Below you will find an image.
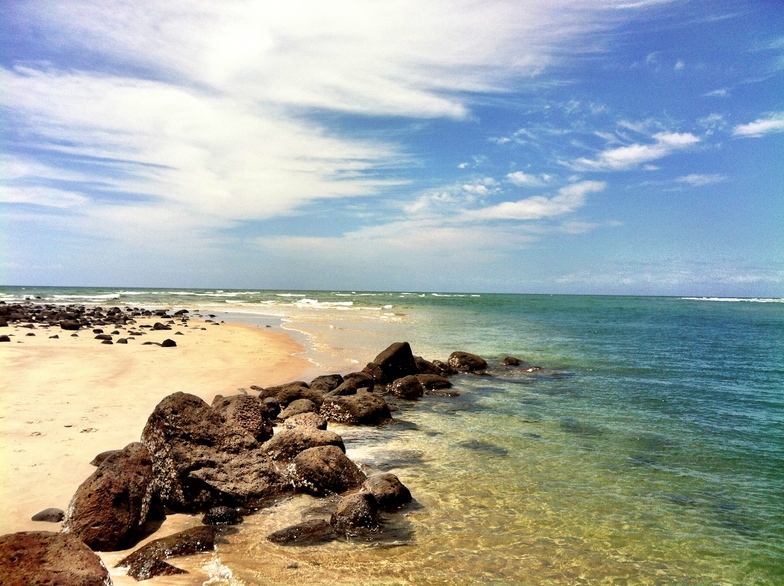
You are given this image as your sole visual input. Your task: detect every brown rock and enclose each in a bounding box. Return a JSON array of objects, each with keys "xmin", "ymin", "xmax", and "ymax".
[
  {"xmin": 212, "ymin": 394, "xmax": 273, "ymax": 442},
  {"xmin": 447, "ymin": 351, "xmax": 488, "ymax": 372},
  {"xmin": 261, "ymin": 427, "xmax": 345, "ymax": 461},
  {"xmin": 283, "ymin": 412, "xmax": 328, "ymax": 430},
  {"xmin": 266, "ymin": 519, "xmax": 336, "ymax": 545},
  {"xmin": 278, "ymin": 398, "xmax": 317, "ymax": 420},
  {"xmin": 388, "ymin": 375, "xmax": 424, "ymax": 399},
  {"xmin": 0, "ymin": 531, "xmax": 112, "ymax": 586},
  {"xmin": 289, "ymin": 445, "xmax": 366, "ymax": 496},
  {"xmin": 62, "ymin": 442, "xmax": 156, "ymax": 551},
  {"xmin": 330, "ymin": 492, "xmax": 379, "ymax": 534},
  {"xmin": 372, "ymin": 342, "xmax": 419, "ymax": 383},
  {"xmin": 319, "ymin": 390, "xmax": 392, "ymax": 425},
  {"xmin": 361, "ymin": 473, "xmax": 412, "ymax": 511}
]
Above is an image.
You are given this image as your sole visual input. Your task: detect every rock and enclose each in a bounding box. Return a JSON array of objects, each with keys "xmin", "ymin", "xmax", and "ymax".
[
  {"xmin": 361, "ymin": 473, "xmax": 412, "ymax": 511},
  {"xmin": 320, "ymin": 390, "xmax": 392, "ymax": 425},
  {"xmin": 341, "ymin": 371, "xmax": 376, "ymax": 390},
  {"xmin": 161, "ymin": 338, "xmax": 177, "ymax": 347},
  {"xmin": 330, "ymin": 492, "xmax": 379, "ymax": 534},
  {"xmin": 278, "ymin": 398, "xmax": 317, "ymax": 419},
  {"xmin": 447, "ymin": 351, "xmax": 488, "ymax": 372},
  {"xmin": 289, "ymin": 445, "xmax": 366, "ymax": 496},
  {"xmin": 0, "ymin": 531, "xmax": 112, "ymax": 586},
  {"xmin": 431, "ymin": 360, "xmax": 458, "ymax": 376},
  {"xmin": 0, "ymin": 335, "xmax": 10, "ymax": 342},
  {"xmin": 116, "ymin": 338, "xmax": 128, "ymax": 344},
  {"xmin": 266, "ymin": 519, "xmax": 336, "ymax": 545},
  {"xmin": 126, "ymin": 557, "xmax": 187, "ymax": 580},
  {"xmin": 31, "ymin": 508, "xmax": 65, "ymax": 523},
  {"xmin": 372, "ymin": 342, "xmax": 419, "ymax": 383},
  {"xmin": 283, "ymin": 412, "xmax": 328, "ymax": 430},
  {"xmin": 90, "ymin": 449, "xmax": 121, "ymax": 467},
  {"xmin": 212, "ymin": 394, "xmax": 273, "ymax": 443},
  {"xmin": 94, "ymin": 334, "xmax": 112, "ymax": 340},
  {"xmin": 310, "ymin": 374, "xmax": 344, "ymax": 392},
  {"xmin": 101, "ymin": 339, "xmax": 113, "ymax": 345},
  {"xmin": 152, "ymin": 322, "xmax": 171, "ymax": 330},
  {"xmin": 202, "ymin": 506, "xmax": 243, "ymax": 526},
  {"xmin": 388, "ymin": 375, "xmax": 424, "ymax": 399},
  {"xmin": 140, "ymin": 392, "xmax": 260, "ymax": 512},
  {"xmin": 62, "ymin": 442, "xmax": 156, "ymax": 551},
  {"xmin": 116, "ymin": 526, "xmax": 220, "ymax": 577},
  {"xmin": 360, "ymin": 362, "xmax": 385, "ymax": 384},
  {"xmin": 501, "ymin": 356, "xmax": 523, "ymax": 366},
  {"xmin": 261, "ymin": 427, "xmax": 345, "ymax": 461},
  {"xmin": 414, "ymin": 355, "xmax": 440, "ymax": 374},
  {"xmin": 416, "ymin": 374, "xmax": 453, "ymax": 390},
  {"xmin": 189, "ymin": 458, "xmax": 290, "ymax": 509}
]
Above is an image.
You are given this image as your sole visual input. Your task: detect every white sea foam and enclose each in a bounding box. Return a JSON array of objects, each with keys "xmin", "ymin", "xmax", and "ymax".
[{"xmin": 682, "ymin": 297, "xmax": 784, "ymax": 303}]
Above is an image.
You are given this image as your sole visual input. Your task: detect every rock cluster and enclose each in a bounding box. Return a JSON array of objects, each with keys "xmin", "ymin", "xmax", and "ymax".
[{"xmin": 1, "ymin": 331, "xmax": 530, "ymax": 582}]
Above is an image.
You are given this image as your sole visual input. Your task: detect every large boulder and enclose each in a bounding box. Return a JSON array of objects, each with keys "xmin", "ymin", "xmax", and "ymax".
[
  {"xmin": 261, "ymin": 427, "xmax": 345, "ymax": 461},
  {"xmin": 211, "ymin": 394, "xmax": 273, "ymax": 442},
  {"xmin": 62, "ymin": 442, "xmax": 156, "ymax": 551},
  {"xmin": 0, "ymin": 531, "xmax": 112, "ymax": 586},
  {"xmin": 361, "ymin": 473, "xmax": 412, "ymax": 511},
  {"xmin": 140, "ymin": 392, "xmax": 259, "ymax": 512},
  {"xmin": 447, "ymin": 351, "xmax": 488, "ymax": 372},
  {"xmin": 289, "ymin": 446, "xmax": 366, "ymax": 496},
  {"xmin": 372, "ymin": 342, "xmax": 419, "ymax": 383},
  {"xmin": 320, "ymin": 390, "xmax": 392, "ymax": 425}
]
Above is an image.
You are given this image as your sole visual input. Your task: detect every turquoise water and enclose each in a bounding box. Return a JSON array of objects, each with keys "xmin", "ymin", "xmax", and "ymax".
[{"xmin": 2, "ymin": 287, "xmax": 783, "ymax": 584}]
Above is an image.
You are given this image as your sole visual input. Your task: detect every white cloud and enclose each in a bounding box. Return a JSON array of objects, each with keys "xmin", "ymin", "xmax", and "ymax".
[
  {"xmin": 732, "ymin": 112, "xmax": 784, "ymax": 138},
  {"xmin": 506, "ymin": 171, "xmax": 550, "ymax": 187},
  {"xmin": 0, "ymin": 186, "xmax": 89, "ymax": 209},
  {"xmin": 676, "ymin": 174, "xmax": 726, "ymax": 187},
  {"xmin": 704, "ymin": 88, "xmax": 729, "ymax": 97},
  {"xmin": 572, "ymin": 132, "xmax": 700, "ymax": 170},
  {"xmin": 674, "ymin": 59, "xmax": 685, "ymax": 70},
  {"xmin": 464, "ymin": 180, "xmax": 606, "ymax": 221}
]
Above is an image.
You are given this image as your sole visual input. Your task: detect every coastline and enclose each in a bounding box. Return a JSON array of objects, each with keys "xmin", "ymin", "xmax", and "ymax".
[{"xmin": 0, "ymin": 312, "xmax": 310, "ymax": 538}]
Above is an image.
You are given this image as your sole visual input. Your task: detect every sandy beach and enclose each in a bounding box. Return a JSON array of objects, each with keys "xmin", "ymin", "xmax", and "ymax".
[{"xmin": 0, "ymin": 314, "xmax": 310, "ymax": 540}]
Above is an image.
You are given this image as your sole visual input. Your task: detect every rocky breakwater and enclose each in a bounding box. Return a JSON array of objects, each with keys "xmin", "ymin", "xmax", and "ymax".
[{"xmin": 1, "ymin": 339, "xmax": 511, "ymax": 582}]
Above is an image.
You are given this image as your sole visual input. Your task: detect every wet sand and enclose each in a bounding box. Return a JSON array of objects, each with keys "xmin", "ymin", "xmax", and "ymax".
[{"xmin": 0, "ymin": 316, "xmax": 310, "ymax": 542}]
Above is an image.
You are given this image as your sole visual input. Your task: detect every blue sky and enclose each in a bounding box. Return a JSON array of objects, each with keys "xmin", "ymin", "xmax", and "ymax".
[{"xmin": 1, "ymin": 0, "xmax": 782, "ymax": 295}]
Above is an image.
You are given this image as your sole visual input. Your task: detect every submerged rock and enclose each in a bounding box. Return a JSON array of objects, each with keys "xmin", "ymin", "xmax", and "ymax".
[
  {"xmin": 202, "ymin": 506, "xmax": 244, "ymax": 526},
  {"xmin": 266, "ymin": 519, "xmax": 336, "ymax": 545}
]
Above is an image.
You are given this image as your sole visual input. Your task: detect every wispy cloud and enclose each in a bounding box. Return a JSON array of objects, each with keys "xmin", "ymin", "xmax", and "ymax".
[
  {"xmin": 572, "ymin": 132, "xmax": 700, "ymax": 171},
  {"xmin": 462, "ymin": 180, "xmax": 606, "ymax": 221},
  {"xmin": 676, "ymin": 174, "xmax": 727, "ymax": 187},
  {"xmin": 732, "ymin": 112, "xmax": 784, "ymax": 138}
]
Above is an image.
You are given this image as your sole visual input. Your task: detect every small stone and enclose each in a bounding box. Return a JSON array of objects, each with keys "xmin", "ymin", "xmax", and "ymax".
[
  {"xmin": 31, "ymin": 508, "xmax": 65, "ymax": 523},
  {"xmin": 161, "ymin": 338, "xmax": 177, "ymax": 347}
]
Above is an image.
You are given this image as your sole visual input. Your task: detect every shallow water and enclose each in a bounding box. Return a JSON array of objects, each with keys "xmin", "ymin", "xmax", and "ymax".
[{"xmin": 3, "ymin": 288, "xmax": 782, "ymax": 584}]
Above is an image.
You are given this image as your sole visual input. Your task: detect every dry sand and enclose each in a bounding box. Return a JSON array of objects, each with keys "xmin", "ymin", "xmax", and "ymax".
[{"xmin": 0, "ymin": 316, "xmax": 310, "ymax": 538}]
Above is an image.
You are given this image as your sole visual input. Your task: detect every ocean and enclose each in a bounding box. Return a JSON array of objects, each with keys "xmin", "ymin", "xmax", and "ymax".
[{"xmin": 2, "ymin": 287, "xmax": 782, "ymax": 585}]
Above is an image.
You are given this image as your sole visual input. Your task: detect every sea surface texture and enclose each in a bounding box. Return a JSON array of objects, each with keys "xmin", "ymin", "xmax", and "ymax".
[{"xmin": 2, "ymin": 287, "xmax": 783, "ymax": 585}]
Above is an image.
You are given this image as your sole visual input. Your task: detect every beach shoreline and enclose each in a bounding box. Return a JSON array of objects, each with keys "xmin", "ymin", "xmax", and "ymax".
[{"xmin": 0, "ymin": 307, "xmax": 311, "ymax": 540}]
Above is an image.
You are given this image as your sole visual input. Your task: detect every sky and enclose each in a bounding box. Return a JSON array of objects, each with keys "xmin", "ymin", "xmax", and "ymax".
[{"xmin": 1, "ymin": 0, "xmax": 782, "ymax": 296}]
